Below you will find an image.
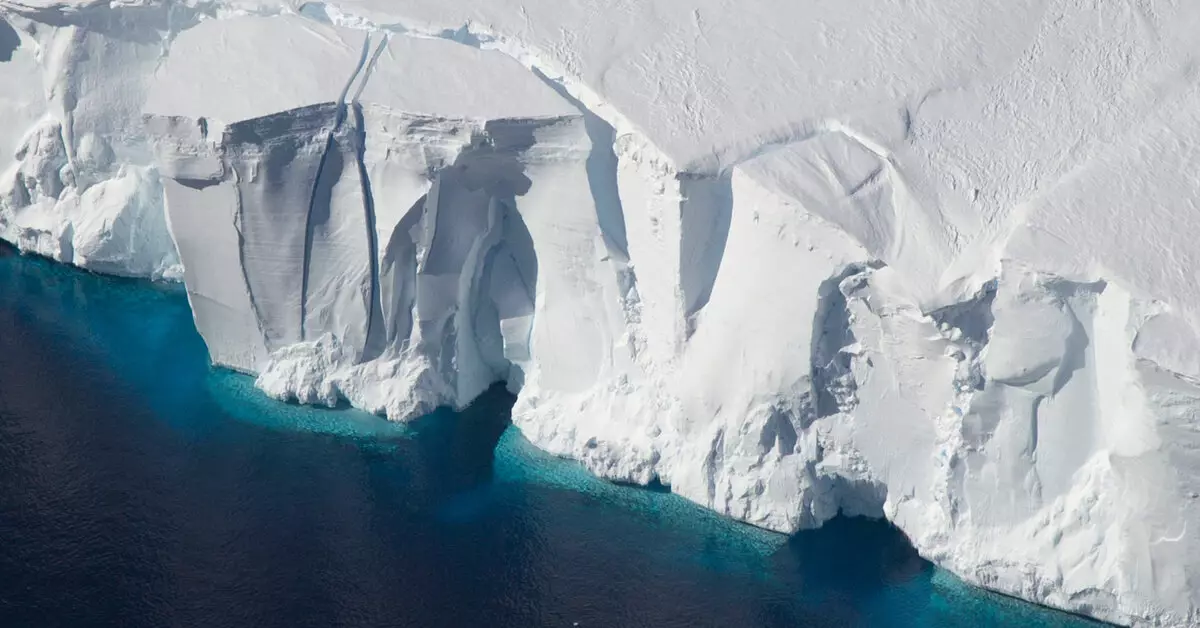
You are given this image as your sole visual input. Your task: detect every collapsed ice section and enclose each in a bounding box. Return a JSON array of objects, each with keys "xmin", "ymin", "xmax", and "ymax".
[
  {"xmin": 145, "ymin": 16, "xmax": 626, "ymax": 422},
  {"xmin": 4, "ymin": 2, "xmax": 1200, "ymax": 626}
]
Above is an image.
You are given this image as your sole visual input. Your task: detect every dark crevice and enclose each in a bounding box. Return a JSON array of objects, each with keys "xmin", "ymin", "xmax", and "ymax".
[
  {"xmin": 224, "ymin": 104, "xmax": 338, "ymax": 350},
  {"xmin": 352, "ymin": 36, "xmax": 389, "ymax": 104},
  {"xmin": 929, "ymin": 280, "xmax": 997, "ymax": 391},
  {"xmin": 809, "ymin": 265, "xmax": 868, "ymax": 423},
  {"xmin": 929, "ymin": 280, "xmax": 997, "ymax": 347},
  {"xmin": 352, "ymin": 103, "xmax": 384, "ymax": 361},
  {"xmin": 299, "ymin": 31, "xmax": 372, "ymax": 341},
  {"xmin": 299, "ymin": 131, "xmax": 340, "ymax": 341},
  {"xmin": 229, "ymin": 169, "xmax": 272, "ymax": 353},
  {"xmin": 759, "ymin": 408, "xmax": 799, "ymax": 455},
  {"xmin": 335, "ymin": 32, "xmax": 372, "ymax": 125}
]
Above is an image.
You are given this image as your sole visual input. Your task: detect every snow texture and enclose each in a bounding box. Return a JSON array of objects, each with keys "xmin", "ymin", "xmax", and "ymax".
[{"xmin": 3, "ymin": 1, "xmax": 1200, "ymax": 625}]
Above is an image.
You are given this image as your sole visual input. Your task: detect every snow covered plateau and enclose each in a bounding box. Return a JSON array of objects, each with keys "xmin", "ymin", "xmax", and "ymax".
[{"xmin": 3, "ymin": 0, "xmax": 1200, "ymax": 624}]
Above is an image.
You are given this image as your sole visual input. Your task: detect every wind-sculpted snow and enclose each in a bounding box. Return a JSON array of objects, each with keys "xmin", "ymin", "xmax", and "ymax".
[{"xmin": 3, "ymin": 1, "xmax": 1200, "ymax": 626}]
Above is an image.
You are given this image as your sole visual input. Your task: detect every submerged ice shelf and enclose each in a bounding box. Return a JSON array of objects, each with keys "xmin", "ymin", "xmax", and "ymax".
[{"xmin": 2, "ymin": 1, "xmax": 1200, "ymax": 626}]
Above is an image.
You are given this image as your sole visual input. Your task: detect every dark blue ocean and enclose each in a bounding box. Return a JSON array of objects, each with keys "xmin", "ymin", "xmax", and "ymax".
[{"xmin": 0, "ymin": 244, "xmax": 1103, "ymax": 628}]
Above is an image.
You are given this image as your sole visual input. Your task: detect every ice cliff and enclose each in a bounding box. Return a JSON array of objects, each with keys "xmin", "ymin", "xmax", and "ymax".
[{"xmin": 3, "ymin": 1, "xmax": 1200, "ymax": 625}]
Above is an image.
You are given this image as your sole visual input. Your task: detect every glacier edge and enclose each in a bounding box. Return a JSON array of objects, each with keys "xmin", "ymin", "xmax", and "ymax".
[{"xmin": 3, "ymin": 2, "xmax": 1200, "ymax": 626}]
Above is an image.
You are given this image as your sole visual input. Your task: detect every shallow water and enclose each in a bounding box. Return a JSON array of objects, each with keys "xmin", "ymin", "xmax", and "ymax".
[{"xmin": 0, "ymin": 245, "xmax": 1104, "ymax": 628}]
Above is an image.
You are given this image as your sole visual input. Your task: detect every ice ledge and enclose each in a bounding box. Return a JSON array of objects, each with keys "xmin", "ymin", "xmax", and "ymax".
[{"xmin": 4, "ymin": 3, "xmax": 1200, "ymax": 626}]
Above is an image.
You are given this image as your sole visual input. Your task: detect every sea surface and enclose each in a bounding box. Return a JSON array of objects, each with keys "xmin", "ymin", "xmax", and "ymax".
[{"xmin": 0, "ymin": 244, "xmax": 1104, "ymax": 628}]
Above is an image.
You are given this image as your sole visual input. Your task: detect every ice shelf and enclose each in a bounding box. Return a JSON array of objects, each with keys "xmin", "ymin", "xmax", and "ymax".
[{"xmin": 3, "ymin": 2, "xmax": 1200, "ymax": 625}]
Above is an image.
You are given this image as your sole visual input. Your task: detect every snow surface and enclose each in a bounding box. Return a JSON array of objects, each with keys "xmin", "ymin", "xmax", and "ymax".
[{"xmin": 3, "ymin": 1, "xmax": 1200, "ymax": 625}]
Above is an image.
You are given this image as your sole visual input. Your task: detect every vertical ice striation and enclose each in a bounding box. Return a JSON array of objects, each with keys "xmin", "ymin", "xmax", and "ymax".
[
  {"xmin": 140, "ymin": 15, "xmax": 647, "ymax": 435},
  {"xmin": 5, "ymin": 2, "xmax": 1200, "ymax": 626}
]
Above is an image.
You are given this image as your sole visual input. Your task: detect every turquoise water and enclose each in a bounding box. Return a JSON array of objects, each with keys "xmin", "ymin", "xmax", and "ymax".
[{"xmin": 0, "ymin": 244, "xmax": 1105, "ymax": 627}]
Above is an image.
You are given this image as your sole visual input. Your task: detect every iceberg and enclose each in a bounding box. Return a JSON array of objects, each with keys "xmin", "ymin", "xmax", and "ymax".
[{"xmin": 3, "ymin": 1, "xmax": 1200, "ymax": 625}]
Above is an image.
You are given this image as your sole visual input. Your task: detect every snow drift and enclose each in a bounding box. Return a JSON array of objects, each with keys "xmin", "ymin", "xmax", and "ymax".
[{"xmin": 3, "ymin": 1, "xmax": 1200, "ymax": 625}]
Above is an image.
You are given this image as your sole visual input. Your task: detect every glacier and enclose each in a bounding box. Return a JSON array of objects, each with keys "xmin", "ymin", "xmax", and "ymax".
[{"xmin": 3, "ymin": 0, "xmax": 1200, "ymax": 625}]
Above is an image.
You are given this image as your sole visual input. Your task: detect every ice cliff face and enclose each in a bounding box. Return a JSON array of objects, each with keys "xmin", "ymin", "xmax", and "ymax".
[{"xmin": 4, "ymin": 1, "xmax": 1200, "ymax": 625}]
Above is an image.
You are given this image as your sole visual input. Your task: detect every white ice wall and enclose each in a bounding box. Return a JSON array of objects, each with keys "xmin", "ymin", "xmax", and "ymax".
[{"xmin": 3, "ymin": 2, "xmax": 1200, "ymax": 626}]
